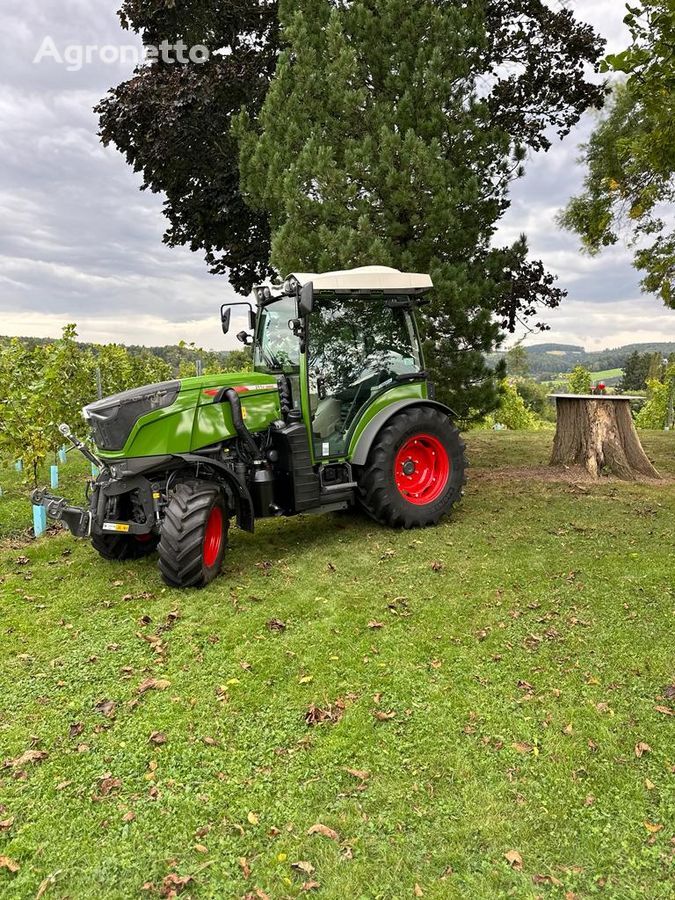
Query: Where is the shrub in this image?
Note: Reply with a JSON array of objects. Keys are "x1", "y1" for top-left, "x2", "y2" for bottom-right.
[
  {"x1": 635, "y1": 373, "x2": 674, "y2": 429},
  {"x1": 568, "y1": 365, "x2": 592, "y2": 394}
]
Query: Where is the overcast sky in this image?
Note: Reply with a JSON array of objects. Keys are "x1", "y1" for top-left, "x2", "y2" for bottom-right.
[{"x1": 1, "y1": 0, "x2": 673, "y2": 352}]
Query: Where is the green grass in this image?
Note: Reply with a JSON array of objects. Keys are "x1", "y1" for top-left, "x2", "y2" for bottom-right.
[{"x1": 1, "y1": 433, "x2": 674, "y2": 898}]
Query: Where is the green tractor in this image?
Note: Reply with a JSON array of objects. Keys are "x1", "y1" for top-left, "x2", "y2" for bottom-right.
[{"x1": 33, "y1": 267, "x2": 466, "y2": 588}]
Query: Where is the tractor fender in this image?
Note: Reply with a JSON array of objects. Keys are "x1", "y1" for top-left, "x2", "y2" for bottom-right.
[
  {"x1": 350, "y1": 400, "x2": 458, "y2": 467},
  {"x1": 174, "y1": 453, "x2": 255, "y2": 533}
]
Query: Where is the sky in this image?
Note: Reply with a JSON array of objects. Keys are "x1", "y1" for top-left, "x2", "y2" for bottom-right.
[{"x1": 0, "y1": 0, "x2": 673, "y2": 353}]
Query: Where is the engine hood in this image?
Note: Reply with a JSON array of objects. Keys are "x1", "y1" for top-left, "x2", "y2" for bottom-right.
[{"x1": 85, "y1": 371, "x2": 281, "y2": 457}]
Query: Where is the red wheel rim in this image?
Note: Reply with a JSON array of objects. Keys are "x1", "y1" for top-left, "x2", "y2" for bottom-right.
[
  {"x1": 203, "y1": 506, "x2": 224, "y2": 568},
  {"x1": 394, "y1": 433, "x2": 450, "y2": 506}
]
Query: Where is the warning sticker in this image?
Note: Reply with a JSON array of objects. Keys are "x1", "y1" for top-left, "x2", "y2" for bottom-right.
[{"x1": 103, "y1": 523, "x2": 130, "y2": 533}]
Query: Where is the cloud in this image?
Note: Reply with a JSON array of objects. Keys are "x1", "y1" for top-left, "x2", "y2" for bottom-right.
[{"x1": 0, "y1": 0, "x2": 673, "y2": 355}]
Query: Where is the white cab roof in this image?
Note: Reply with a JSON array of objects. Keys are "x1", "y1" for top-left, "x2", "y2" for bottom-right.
[{"x1": 289, "y1": 265, "x2": 433, "y2": 293}]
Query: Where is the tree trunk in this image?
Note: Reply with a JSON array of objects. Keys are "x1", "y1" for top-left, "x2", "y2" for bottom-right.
[{"x1": 550, "y1": 397, "x2": 660, "y2": 480}]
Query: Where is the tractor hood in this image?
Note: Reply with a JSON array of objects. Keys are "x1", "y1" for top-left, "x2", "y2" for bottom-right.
[{"x1": 84, "y1": 372, "x2": 280, "y2": 458}]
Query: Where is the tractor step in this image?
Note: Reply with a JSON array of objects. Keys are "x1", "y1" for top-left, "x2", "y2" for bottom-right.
[{"x1": 321, "y1": 481, "x2": 358, "y2": 495}]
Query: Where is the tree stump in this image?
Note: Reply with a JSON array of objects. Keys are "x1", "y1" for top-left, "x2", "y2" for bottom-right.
[{"x1": 550, "y1": 395, "x2": 660, "y2": 480}]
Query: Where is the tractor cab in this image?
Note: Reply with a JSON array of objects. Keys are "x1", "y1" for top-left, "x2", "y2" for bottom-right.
[{"x1": 222, "y1": 266, "x2": 432, "y2": 463}]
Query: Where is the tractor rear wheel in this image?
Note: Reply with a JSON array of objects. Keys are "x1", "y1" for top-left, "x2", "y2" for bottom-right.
[
  {"x1": 158, "y1": 481, "x2": 229, "y2": 589},
  {"x1": 92, "y1": 532, "x2": 159, "y2": 561},
  {"x1": 357, "y1": 407, "x2": 466, "y2": 528}
]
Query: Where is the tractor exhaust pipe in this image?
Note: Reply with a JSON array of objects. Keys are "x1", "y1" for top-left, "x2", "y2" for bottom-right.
[{"x1": 219, "y1": 389, "x2": 263, "y2": 460}]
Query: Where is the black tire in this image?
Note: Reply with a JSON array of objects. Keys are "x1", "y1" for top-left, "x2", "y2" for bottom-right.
[
  {"x1": 157, "y1": 481, "x2": 229, "y2": 589},
  {"x1": 91, "y1": 532, "x2": 159, "y2": 561},
  {"x1": 357, "y1": 407, "x2": 467, "y2": 528}
]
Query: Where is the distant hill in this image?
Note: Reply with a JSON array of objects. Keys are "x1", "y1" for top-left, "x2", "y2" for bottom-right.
[{"x1": 488, "y1": 342, "x2": 675, "y2": 380}]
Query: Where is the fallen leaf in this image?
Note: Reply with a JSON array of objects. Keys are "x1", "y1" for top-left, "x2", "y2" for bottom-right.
[
  {"x1": 239, "y1": 857, "x2": 251, "y2": 879},
  {"x1": 533, "y1": 874, "x2": 563, "y2": 887},
  {"x1": 8, "y1": 749, "x2": 47, "y2": 768},
  {"x1": 138, "y1": 678, "x2": 171, "y2": 694},
  {"x1": 654, "y1": 705, "x2": 674, "y2": 717},
  {"x1": 0, "y1": 856, "x2": 19, "y2": 873},
  {"x1": 301, "y1": 882, "x2": 320, "y2": 892},
  {"x1": 56, "y1": 780, "x2": 72, "y2": 791},
  {"x1": 584, "y1": 794, "x2": 595, "y2": 806},
  {"x1": 98, "y1": 776, "x2": 122, "y2": 796},
  {"x1": 266, "y1": 619, "x2": 286, "y2": 632},
  {"x1": 122, "y1": 811, "x2": 136, "y2": 822},
  {"x1": 305, "y1": 701, "x2": 345, "y2": 726},
  {"x1": 373, "y1": 710, "x2": 396, "y2": 722},
  {"x1": 247, "y1": 811, "x2": 259, "y2": 825},
  {"x1": 149, "y1": 731, "x2": 167, "y2": 746},
  {"x1": 414, "y1": 883, "x2": 424, "y2": 897},
  {"x1": 69, "y1": 722, "x2": 84, "y2": 738},
  {"x1": 307, "y1": 823, "x2": 339, "y2": 841},
  {"x1": 645, "y1": 778, "x2": 655, "y2": 790},
  {"x1": 298, "y1": 675, "x2": 314, "y2": 685},
  {"x1": 367, "y1": 621, "x2": 384, "y2": 629},
  {"x1": 0, "y1": 818, "x2": 14, "y2": 831},
  {"x1": 430, "y1": 561, "x2": 443, "y2": 572},
  {"x1": 663, "y1": 684, "x2": 675, "y2": 700},
  {"x1": 160, "y1": 873, "x2": 192, "y2": 897},
  {"x1": 644, "y1": 822, "x2": 663, "y2": 834},
  {"x1": 345, "y1": 768, "x2": 370, "y2": 781},
  {"x1": 95, "y1": 699, "x2": 116, "y2": 718},
  {"x1": 35, "y1": 871, "x2": 60, "y2": 899},
  {"x1": 292, "y1": 861, "x2": 315, "y2": 876},
  {"x1": 512, "y1": 742, "x2": 532, "y2": 754},
  {"x1": 504, "y1": 850, "x2": 523, "y2": 870},
  {"x1": 194, "y1": 844, "x2": 208, "y2": 853},
  {"x1": 635, "y1": 742, "x2": 651, "y2": 758},
  {"x1": 202, "y1": 736, "x2": 219, "y2": 747},
  {"x1": 562, "y1": 723, "x2": 573, "y2": 735}
]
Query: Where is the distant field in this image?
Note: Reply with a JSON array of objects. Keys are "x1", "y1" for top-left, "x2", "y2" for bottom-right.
[
  {"x1": 589, "y1": 368, "x2": 623, "y2": 382},
  {"x1": 541, "y1": 368, "x2": 624, "y2": 388}
]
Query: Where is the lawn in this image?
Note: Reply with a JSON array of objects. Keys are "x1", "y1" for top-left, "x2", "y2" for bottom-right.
[{"x1": 1, "y1": 432, "x2": 674, "y2": 898}]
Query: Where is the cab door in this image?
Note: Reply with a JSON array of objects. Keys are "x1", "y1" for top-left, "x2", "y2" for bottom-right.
[{"x1": 306, "y1": 294, "x2": 423, "y2": 459}]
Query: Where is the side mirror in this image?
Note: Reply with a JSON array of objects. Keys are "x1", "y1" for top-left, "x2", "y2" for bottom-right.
[
  {"x1": 298, "y1": 281, "x2": 314, "y2": 317},
  {"x1": 221, "y1": 307, "x2": 232, "y2": 335}
]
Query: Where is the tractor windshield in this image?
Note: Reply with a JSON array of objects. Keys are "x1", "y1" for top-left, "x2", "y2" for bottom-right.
[{"x1": 253, "y1": 296, "x2": 301, "y2": 374}]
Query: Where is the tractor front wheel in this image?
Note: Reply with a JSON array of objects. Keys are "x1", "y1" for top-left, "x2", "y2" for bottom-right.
[
  {"x1": 158, "y1": 481, "x2": 229, "y2": 589},
  {"x1": 357, "y1": 407, "x2": 466, "y2": 528}
]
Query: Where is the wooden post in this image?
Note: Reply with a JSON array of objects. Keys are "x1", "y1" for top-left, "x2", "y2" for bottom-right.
[{"x1": 550, "y1": 394, "x2": 660, "y2": 480}]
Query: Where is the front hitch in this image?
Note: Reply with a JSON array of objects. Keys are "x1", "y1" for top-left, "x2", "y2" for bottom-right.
[{"x1": 31, "y1": 490, "x2": 92, "y2": 538}]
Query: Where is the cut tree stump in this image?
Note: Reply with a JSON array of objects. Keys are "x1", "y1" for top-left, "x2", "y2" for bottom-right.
[{"x1": 550, "y1": 394, "x2": 660, "y2": 480}]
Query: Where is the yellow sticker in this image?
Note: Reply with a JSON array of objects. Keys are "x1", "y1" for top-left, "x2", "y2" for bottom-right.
[
  {"x1": 103, "y1": 523, "x2": 130, "y2": 533},
  {"x1": 241, "y1": 407, "x2": 248, "y2": 419},
  {"x1": 152, "y1": 492, "x2": 161, "y2": 500}
]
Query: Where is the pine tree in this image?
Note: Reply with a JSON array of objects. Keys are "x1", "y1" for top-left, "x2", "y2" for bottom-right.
[{"x1": 236, "y1": 0, "x2": 604, "y2": 415}]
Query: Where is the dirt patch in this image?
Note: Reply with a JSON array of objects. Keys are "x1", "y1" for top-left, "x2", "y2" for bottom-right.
[{"x1": 471, "y1": 465, "x2": 675, "y2": 487}]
